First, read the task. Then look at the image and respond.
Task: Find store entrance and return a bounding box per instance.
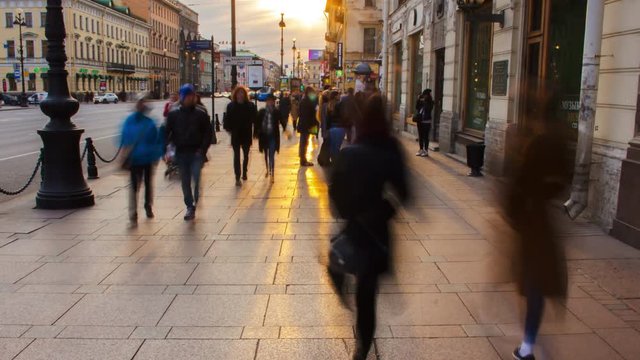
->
[433,48,445,142]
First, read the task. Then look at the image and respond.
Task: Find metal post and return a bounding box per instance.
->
[279,13,285,76]
[230,0,237,88]
[211,35,215,121]
[163,49,167,98]
[86,138,98,179]
[37,0,94,208]
[292,39,296,78]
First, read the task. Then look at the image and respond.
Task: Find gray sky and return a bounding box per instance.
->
[191,0,327,72]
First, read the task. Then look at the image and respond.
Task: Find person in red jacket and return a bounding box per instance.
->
[163,92,179,119]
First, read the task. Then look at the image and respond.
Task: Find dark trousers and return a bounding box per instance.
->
[417,122,431,151]
[328,269,378,358]
[233,143,250,179]
[176,152,204,209]
[299,132,310,163]
[264,137,277,174]
[524,290,545,344]
[129,164,153,217]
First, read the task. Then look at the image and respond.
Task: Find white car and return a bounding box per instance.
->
[28,92,48,104]
[94,93,119,104]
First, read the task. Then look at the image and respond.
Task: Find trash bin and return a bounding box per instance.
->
[466,143,485,177]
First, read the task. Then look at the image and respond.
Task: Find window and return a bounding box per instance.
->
[363,28,376,54]
[6,40,15,58]
[80,42,84,59]
[92,45,95,60]
[91,19,94,33]
[410,31,424,115]
[397,0,407,8]
[40,12,46,27]
[85,18,88,32]
[26,40,34,58]
[365,0,376,7]
[393,42,403,112]
[73,14,76,28]
[41,40,48,59]
[5,12,13,28]
[28,73,36,91]
[79,15,83,30]
[25,12,33,27]
[97,21,100,35]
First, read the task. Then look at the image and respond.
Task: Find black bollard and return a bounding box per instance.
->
[215,114,221,132]
[86,138,98,179]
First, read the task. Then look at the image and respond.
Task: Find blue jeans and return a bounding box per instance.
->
[264,136,277,173]
[329,127,346,160]
[524,289,545,344]
[176,152,204,209]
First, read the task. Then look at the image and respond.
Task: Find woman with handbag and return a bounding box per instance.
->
[414,89,434,157]
[120,96,164,223]
[328,94,410,360]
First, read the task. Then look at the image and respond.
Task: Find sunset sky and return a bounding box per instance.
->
[192,0,327,70]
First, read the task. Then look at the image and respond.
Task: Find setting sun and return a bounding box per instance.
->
[256,0,327,27]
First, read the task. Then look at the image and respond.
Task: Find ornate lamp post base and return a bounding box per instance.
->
[36,128,94,209]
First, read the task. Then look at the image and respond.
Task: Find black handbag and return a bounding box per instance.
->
[317,139,331,167]
[329,229,360,275]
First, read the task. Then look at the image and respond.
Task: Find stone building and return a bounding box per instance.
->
[176,1,199,88]
[1,0,150,97]
[380,0,639,244]
[304,59,324,89]
[325,0,383,90]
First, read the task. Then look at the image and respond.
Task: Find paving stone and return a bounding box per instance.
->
[462,324,504,337]
[62,256,117,263]
[421,239,497,261]
[21,326,65,339]
[490,334,622,360]
[390,325,466,338]
[0,338,33,360]
[18,263,118,285]
[256,339,350,360]
[214,256,268,263]
[187,263,277,285]
[17,285,80,294]
[596,328,640,360]
[255,285,286,294]
[566,298,628,328]
[158,295,269,326]
[377,293,475,326]
[379,262,448,285]
[280,240,326,257]
[241,326,280,339]
[280,326,353,339]
[194,285,257,294]
[56,294,174,327]
[105,285,167,294]
[57,326,135,339]
[14,339,142,360]
[275,263,331,285]
[207,240,281,257]
[0,240,80,256]
[0,262,42,284]
[60,241,145,257]
[164,285,196,295]
[133,339,257,360]
[286,285,335,294]
[0,325,30,337]
[376,338,500,360]
[102,263,196,285]
[129,326,171,339]
[133,241,213,257]
[167,326,242,339]
[264,294,353,327]
[0,293,82,325]
[74,285,108,294]
[437,260,512,284]
[437,284,470,293]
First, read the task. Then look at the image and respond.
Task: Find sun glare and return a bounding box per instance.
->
[256,0,326,27]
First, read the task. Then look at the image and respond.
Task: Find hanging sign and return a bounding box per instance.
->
[337,42,343,70]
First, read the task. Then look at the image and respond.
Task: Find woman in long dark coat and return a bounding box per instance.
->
[328,94,410,360]
[254,94,286,182]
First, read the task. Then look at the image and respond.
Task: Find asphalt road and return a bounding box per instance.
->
[0,98,232,204]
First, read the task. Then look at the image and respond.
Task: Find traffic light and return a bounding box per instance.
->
[336,70,343,77]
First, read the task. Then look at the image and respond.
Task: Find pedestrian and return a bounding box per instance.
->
[297,86,319,166]
[165,84,212,220]
[163,92,179,119]
[254,94,286,183]
[279,91,292,129]
[505,89,570,360]
[328,94,410,360]
[224,86,257,186]
[120,95,164,223]
[290,89,301,133]
[414,89,434,157]
[338,87,360,144]
[325,90,348,162]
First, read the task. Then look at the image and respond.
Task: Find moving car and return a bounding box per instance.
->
[93,93,119,104]
[0,93,19,106]
[28,92,48,105]
[256,86,274,102]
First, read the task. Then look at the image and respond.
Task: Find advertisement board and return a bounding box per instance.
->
[336,43,343,70]
[308,49,324,61]
[247,65,264,90]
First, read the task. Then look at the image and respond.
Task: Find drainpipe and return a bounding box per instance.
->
[564,0,605,219]
[380,0,389,95]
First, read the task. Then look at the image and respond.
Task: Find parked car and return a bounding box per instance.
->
[0,93,19,106]
[256,86,274,102]
[93,93,119,104]
[28,92,48,105]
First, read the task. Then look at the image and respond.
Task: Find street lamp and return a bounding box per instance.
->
[13,8,28,107]
[115,39,129,101]
[456,0,505,28]
[163,48,167,98]
[297,51,301,79]
[291,38,296,78]
[36,0,94,208]
[279,13,285,76]
[230,0,237,87]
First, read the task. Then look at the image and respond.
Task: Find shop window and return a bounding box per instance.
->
[392,42,403,112]
[463,13,492,133]
[28,73,36,91]
[9,78,16,91]
[410,31,424,116]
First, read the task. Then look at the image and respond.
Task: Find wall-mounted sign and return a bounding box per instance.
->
[337,42,343,70]
[186,40,213,51]
[308,49,324,61]
[491,60,509,96]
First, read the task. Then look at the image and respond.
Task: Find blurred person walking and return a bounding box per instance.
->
[325,90,349,162]
[414,89,434,157]
[297,87,319,166]
[120,95,164,222]
[165,84,212,220]
[505,90,570,360]
[279,91,292,128]
[163,92,179,119]
[290,89,301,134]
[328,94,410,360]
[255,94,286,183]
[225,86,257,186]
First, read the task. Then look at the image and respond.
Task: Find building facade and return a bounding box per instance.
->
[176,1,199,89]
[1,0,150,97]
[381,0,639,244]
[325,0,383,90]
[199,47,212,93]
[304,59,324,89]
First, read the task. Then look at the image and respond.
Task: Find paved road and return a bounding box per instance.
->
[0,98,231,203]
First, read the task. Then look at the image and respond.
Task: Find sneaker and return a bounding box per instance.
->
[242,174,248,181]
[183,207,196,221]
[301,161,314,167]
[421,151,429,157]
[235,179,242,187]
[145,206,154,219]
[512,347,535,360]
[416,150,423,156]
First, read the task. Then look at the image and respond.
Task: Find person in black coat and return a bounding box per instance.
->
[254,94,286,182]
[297,86,319,166]
[279,91,291,127]
[414,89,434,156]
[328,94,410,360]
[225,86,257,186]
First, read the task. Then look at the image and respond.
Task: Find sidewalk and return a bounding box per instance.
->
[0,132,639,360]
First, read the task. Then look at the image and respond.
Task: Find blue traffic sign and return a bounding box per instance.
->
[186,40,212,51]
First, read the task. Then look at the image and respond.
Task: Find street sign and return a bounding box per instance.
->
[186,40,213,51]
[247,65,264,90]
[223,57,263,66]
[13,64,21,81]
[337,43,343,70]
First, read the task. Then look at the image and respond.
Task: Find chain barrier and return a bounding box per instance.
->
[0,149,43,196]
[93,142,122,164]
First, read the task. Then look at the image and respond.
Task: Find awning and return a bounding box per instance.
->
[6,73,15,79]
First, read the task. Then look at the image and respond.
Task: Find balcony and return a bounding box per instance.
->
[106,63,136,74]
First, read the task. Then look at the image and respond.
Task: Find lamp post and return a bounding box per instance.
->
[13,9,28,107]
[291,38,296,78]
[297,51,301,79]
[163,48,167,98]
[116,39,129,101]
[36,0,94,208]
[279,13,285,76]
[230,0,237,87]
